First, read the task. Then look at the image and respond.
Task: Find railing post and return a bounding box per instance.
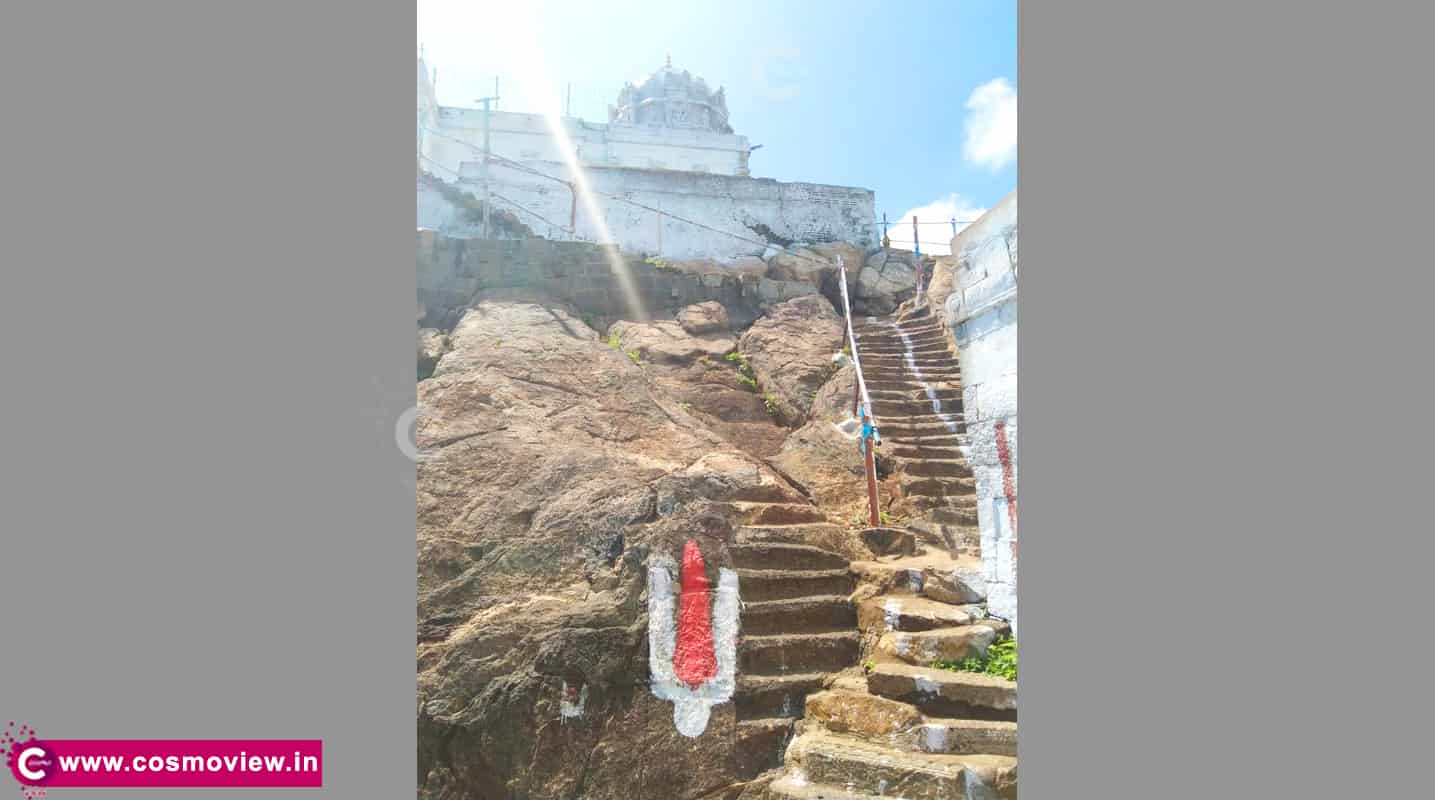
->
[838,254,883,529]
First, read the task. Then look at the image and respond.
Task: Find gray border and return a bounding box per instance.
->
[0,2,415,797]
[1024,2,1429,796]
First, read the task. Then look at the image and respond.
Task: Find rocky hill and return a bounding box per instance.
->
[416,233,975,800]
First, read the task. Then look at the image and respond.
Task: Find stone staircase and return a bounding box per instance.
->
[854,305,981,557]
[737,306,1016,799]
[732,521,860,778]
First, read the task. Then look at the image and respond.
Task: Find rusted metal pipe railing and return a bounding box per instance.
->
[836,256,881,528]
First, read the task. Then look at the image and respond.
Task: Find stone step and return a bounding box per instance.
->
[735,672,832,720]
[804,689,1018,757]
[860,345,950,359]
[850,556,987,604]
[787,730,1017,800]
[866,372,961,385]
[735,717,795,780]
[882,422,967,440]
[858,527,915,557]
[909,718,1018,757]
[866,663,1017,721]
[737,523,861,559]
[886,444,965,460]
[856,596,984,633]
[724,502,830,526]
[881,436,968,452]
[932,504,979,526]
[869,387,962,402]
[899,459,973,478]
[871,399,963,418]
[731,542,849,571]
[858,336,946,352]
[742,595,856,636]
[861,350,954,363]
[864,370,963,384]
[905,520,981,556]
[737,568,855,602]
[766,774,883,800]
[902,476,978,499]
[740,631,862,674]
[874,625,1003,667]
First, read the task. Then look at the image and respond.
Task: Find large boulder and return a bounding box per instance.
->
[737,294,844,426]
[417,299,804,800]
[607,319,735,365]
[676,301,731,335]
[855,249,919,315]
[764,246,830,285]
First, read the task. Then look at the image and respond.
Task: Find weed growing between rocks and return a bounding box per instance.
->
[726,351,759,391]
[934,636,1017,681]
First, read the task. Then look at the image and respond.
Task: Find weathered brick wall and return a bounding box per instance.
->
[417,231,819,330]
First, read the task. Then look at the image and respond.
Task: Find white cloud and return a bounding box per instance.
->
[884,194,987,256]
[963,78,1017,171]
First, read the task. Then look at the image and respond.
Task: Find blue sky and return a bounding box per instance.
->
[417,0,1016,253]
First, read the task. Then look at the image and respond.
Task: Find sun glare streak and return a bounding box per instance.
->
[503,39,649,322]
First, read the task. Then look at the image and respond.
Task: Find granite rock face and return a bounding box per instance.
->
[417,299,809,800]
[737,294,845,426]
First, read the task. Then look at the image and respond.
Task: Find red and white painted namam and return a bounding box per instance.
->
[647,539,739,737]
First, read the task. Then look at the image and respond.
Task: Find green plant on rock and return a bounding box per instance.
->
[737,375,758,392]
[644,255,676,272]
[762,392,780,416]
[626,349,642,366]
[606,331,623,350]
[725,351,758,392]
[933,636,1016,681]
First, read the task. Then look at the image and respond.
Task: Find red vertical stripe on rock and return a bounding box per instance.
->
[673,539,718,686]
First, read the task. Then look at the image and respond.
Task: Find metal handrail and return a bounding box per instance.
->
[836,256,882,527]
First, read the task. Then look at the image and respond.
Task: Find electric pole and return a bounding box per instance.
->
[475,91,500,239]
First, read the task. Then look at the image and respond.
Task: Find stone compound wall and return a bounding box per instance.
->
[417,159,874,261]
[417,231,821,331]
[929,192,1018,633]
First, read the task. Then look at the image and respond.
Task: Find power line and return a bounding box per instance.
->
[419,155,573,233]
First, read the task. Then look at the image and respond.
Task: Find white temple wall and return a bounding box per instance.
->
[418,158,874,260]
[422,108,751,179]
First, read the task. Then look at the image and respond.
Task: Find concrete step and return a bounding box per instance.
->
[866,663,1017,720]
[874,625,1003,667]
[731,542,849,571]
[899,459,973,478]
[737,568,855,602]
[787,730,1017,800]
[880,433,967,449]
[735,717,795,780]
[740,631,862,674]
[742,595,856,636]
[857,596,984,633]
[736,672,831,720]
[723,502,830,526]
